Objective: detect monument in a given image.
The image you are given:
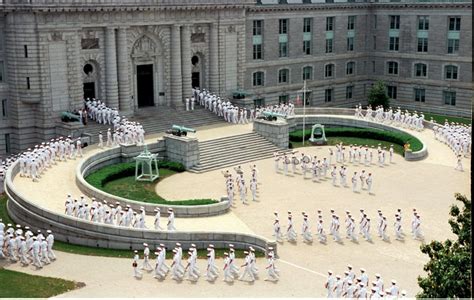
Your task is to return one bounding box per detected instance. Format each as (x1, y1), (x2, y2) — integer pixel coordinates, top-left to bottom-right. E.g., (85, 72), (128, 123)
(134, 145), (160, 182)
(308, 124), (327, 145)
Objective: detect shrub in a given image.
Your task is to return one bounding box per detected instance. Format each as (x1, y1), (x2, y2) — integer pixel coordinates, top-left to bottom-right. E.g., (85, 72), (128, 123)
(368, 80), (390, 109)
(289, 127), (423, 152)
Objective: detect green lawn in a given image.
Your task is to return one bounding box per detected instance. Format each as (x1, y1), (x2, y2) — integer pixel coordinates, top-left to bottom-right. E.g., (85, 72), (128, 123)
(86, 163), (217, 206)
(291, 136), (405, 155)
(0, 268), (79, 298)
(0, 194), (262, 259)
(415, 112), (471, 126)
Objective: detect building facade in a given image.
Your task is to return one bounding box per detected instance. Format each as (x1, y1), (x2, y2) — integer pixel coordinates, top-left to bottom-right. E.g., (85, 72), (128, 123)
(0, 0), (471, 155)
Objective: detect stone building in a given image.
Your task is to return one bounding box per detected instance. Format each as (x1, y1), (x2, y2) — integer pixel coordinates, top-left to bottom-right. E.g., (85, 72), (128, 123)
(0, 0), (471, 155)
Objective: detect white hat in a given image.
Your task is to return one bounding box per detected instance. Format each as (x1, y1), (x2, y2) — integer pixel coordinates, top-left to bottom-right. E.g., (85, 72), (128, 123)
(401, 290), (407, 295)
(176, 243), (181, 246)
(391, 280), (397, 284)
(328, 270), (333, 274)
(360, 268), (366, 272)
(143, 243), (148, 247)
(244, 251), (249, 254)
(229, 244), (234, 248)
(375, 273), (381, 278)
(46, 230), (52, 234)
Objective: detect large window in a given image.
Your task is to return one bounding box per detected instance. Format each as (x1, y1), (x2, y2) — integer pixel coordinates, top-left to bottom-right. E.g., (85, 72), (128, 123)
(302, 66), (313, 81)
(346, 62), (355, 75)
(447, 39), (459, 54)
(389, 15), (400, 29)
(348, 16), (356, 30)
(346, 85), (354, 100)
(278, 69), (289, 84)
(279, 41), (288, 58)
(387, 61), (399, 75)
(253, 20), (263, 36)
(0, 61), (4, 83)
(279, 19), (288, 34)
(303, 18), (312, 33)
(326, 17), (334, 31)
(387, 85), (397, 99)
(389, 37), (399, 51)
(253, 44), (262, 60)
(325, 64), (334, 78)
(448, 17), (461, 31)
(279, 94), (289, 104)
(418, 16), (429, 30)
(414, 63), (427, 77)
(347, 37), (354, 51)
(417, 38), (428, 52)
(303, 40), (311, 55)
(325, 88), (333, 102)
(414, 88), (425, 102)
(445, 65), (458, 80)
(443, 91), (456, 106)
(252, 71), (264, 86)
(325, 39), (333, 53)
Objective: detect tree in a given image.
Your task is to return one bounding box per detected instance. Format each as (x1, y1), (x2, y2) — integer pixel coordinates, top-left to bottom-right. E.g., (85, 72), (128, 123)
(367, 80), (390, 108)
(417, 193), (472, 298)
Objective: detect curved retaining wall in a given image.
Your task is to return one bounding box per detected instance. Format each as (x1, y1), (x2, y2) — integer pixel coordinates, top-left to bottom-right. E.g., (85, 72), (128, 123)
(5, 163), (276, 253)
(76, 142), (231, 218)
(288, 115), (428, 161)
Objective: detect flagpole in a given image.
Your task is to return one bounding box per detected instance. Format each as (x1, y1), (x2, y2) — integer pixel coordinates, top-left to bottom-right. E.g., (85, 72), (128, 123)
(302, 80), (306, 146)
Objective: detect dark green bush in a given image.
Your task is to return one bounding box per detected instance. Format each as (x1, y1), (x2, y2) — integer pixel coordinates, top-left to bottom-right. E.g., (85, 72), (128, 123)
(289, 127), (423, 152)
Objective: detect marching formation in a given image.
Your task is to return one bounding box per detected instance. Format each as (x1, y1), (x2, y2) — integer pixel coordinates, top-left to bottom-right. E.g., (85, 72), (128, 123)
(355, 104), (425, 131)
(132, 243), (279, 283)
(222, 165), (260, 206)
(432, 121), (471, 171)
(0, 220), (57, 268)
(325, 266), (408, 298)
(64, 193), (177, 231)
(272, 208), (423, 244)
(193, 88), (294, 125)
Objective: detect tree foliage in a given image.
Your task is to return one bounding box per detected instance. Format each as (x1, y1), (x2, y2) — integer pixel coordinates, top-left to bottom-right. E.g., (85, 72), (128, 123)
(417, 193), (472, 298)
(367, 80), (390, 109)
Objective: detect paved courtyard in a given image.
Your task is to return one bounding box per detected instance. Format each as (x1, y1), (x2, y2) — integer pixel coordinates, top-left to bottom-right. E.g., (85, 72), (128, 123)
(6, 119), (471, 297)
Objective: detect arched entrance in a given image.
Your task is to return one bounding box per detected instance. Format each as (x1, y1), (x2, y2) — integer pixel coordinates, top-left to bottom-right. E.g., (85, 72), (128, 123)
(131, 35), (165, 108)
(191, 52), (204, 89)
(82, 61), (99, 100)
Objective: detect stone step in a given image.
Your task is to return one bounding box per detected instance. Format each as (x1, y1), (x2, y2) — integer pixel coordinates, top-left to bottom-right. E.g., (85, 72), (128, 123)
(198, 137), (272, 151)
(199, 143), (278, 161)
(190, 153), (276, 173)
(198, 133), (263, 148)
(199, 147), (279, 165)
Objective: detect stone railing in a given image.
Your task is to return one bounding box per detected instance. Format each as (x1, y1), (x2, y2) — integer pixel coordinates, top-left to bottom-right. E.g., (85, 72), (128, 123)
(76, 141), (230, 218)
(5, 161), (276, 253)
(288, 115), (428, 161)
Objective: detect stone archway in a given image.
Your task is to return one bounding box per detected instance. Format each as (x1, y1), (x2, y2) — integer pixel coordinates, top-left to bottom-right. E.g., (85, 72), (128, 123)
(131, 34), (165, 107)
(191, 52), (205, 89)
(82, 60), (100, 100)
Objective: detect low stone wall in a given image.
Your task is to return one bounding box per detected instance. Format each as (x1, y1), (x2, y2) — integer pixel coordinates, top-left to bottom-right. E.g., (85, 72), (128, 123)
(76, 142), (230, 218)
(253, 119), (289, 149)
(5, 162), (276, 254)
(290, 115), (428, 161)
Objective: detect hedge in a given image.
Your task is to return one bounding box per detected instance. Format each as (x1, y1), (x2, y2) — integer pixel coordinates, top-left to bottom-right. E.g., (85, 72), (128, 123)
(289, 127), (423, 152)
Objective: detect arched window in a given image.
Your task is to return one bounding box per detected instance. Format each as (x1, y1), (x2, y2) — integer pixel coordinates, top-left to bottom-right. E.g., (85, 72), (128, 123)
(445, 65), (458, 80)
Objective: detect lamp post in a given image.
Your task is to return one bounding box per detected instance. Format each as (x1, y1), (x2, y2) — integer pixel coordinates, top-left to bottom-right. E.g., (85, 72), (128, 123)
(302, 80), (307, 146)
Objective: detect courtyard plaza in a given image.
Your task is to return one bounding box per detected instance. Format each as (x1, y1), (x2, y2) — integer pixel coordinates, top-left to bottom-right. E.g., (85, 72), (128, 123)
(5, 115), (471, 297)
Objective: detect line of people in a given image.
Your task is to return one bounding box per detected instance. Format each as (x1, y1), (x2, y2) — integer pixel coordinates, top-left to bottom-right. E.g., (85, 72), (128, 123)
(325, 265), (408, 298)
(64, 193), (176, 231)
(132, 243), (279, 282)
(272, 208), (423, 244)
(432, 121), (471, 171)
(0, 220), (56, 268)
(355, 104), (425, 131)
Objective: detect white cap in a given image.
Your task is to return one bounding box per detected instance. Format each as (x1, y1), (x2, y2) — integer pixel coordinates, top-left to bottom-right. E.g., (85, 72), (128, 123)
(143, 243), (148, 247)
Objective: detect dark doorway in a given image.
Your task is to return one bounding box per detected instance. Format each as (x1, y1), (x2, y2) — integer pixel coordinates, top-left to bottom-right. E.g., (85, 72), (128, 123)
(192, 72), (200, 88)
(137, 64), (154, 107)
(83, 82), (95, 99)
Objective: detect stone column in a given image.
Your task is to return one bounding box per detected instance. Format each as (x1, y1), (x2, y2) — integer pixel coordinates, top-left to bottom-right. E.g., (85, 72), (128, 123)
(117, 27), (132, 115)
(208, 23), (219, 93)
(170, 25), (183, 107)
(68, 31), (83, 110)
(105, 27), (119, 109)
(181, 25), (192, 101)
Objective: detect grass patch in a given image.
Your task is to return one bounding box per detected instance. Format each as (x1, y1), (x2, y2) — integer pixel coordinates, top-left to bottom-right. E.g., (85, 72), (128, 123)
(0, 268), (78, 297)
(291, 137), (404, 155)
(0, 194), (262, 259)
(290, 127), (423, 153)
(85, 162), (217, 206)
(412, 111), (471, 126)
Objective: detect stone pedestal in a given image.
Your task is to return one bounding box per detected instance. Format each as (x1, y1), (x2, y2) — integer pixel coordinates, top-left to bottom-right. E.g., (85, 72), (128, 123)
(55, 121), (85, 139)
(253, 119), (289, 149)
(164, 134), (199, 169)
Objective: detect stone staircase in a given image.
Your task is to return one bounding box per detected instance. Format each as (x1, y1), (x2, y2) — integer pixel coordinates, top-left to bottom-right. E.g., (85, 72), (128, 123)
(190, 132), (285, 173)
(83, 106), (225, 143)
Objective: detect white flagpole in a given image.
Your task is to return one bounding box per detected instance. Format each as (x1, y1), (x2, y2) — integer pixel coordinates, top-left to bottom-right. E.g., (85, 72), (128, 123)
(302, 80), (307, 146)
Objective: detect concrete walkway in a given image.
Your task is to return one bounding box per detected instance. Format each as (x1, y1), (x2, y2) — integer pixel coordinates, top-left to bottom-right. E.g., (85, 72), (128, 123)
(6, 116), (471, 297)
